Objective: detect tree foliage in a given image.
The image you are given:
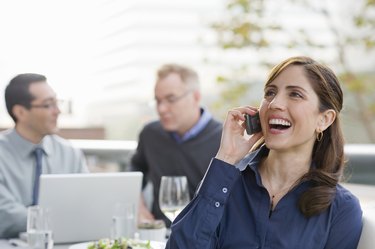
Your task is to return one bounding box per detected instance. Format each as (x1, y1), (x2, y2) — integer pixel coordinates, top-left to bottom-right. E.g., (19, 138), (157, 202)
(209, 0), (375, 142)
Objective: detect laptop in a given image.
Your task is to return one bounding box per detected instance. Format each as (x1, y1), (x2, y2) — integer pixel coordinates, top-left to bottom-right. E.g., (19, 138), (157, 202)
(38, 172), (143, 244)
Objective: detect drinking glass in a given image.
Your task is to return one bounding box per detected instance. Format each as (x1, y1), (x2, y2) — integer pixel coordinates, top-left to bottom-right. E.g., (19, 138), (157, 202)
(27, 206), (53, 249)
(159, 176), (190, 223)
(111, 203), (136, 239)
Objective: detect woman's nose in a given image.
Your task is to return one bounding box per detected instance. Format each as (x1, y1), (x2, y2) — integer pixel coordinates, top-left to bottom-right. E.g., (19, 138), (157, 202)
(268, 95), (286, 110)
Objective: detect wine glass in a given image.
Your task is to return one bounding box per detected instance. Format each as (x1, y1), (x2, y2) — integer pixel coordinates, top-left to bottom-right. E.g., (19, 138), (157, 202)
(159, 176), (190, 223)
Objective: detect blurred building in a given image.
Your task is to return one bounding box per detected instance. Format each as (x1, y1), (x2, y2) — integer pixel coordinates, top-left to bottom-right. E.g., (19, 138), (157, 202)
(81, 0), (225, 139)
(0, 0), (373, 141)
(0, 0), (224, 140)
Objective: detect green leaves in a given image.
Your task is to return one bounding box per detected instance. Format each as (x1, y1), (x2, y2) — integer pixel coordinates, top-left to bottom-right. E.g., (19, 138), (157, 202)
(87, 238), (152, 249)
(208, 0), (375, 142)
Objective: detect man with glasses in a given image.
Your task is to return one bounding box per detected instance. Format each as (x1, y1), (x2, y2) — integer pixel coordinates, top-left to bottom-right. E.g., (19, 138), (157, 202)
(0, 73), (88, 238)
(131, 64), (222, 227)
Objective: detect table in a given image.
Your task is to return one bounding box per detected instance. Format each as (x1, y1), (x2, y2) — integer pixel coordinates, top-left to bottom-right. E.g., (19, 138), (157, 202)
(1, 238), (167, 249)
(1, 227), (167, 249)
(0, 239), (71, 249)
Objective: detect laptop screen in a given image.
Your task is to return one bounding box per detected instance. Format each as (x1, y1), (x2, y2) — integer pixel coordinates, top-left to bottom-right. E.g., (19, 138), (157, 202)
(38, 172), (143, 243)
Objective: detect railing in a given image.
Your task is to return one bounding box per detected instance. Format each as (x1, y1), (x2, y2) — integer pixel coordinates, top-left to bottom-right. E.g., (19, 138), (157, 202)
(344, 144), (375, 185)
(70, 139), (137, 172)
(70, 140), (375, 185)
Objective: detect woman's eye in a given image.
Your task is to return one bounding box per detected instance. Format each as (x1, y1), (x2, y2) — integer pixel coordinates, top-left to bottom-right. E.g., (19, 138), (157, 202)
(264, 89), (276, 97)
(264, 90), (276, 101)
(290, 91), (303, 98)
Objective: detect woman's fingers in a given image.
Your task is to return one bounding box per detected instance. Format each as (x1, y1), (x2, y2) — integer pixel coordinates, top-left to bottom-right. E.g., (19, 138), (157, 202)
(216, 106), (263, 165)
(226, 106), (258, 123)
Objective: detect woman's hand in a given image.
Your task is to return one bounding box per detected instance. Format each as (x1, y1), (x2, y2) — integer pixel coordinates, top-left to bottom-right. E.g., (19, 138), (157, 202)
(215, 106), (263, 165)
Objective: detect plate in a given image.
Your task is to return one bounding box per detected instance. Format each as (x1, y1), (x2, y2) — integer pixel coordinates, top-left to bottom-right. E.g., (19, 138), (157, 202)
(69, 240), (166, 249)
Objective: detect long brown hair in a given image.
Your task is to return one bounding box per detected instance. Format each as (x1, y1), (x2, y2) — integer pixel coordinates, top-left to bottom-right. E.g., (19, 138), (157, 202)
(265, 56), (344, 217)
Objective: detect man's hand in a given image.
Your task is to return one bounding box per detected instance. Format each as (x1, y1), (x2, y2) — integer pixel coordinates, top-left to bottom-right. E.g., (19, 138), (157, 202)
(138, 196), (155, 223)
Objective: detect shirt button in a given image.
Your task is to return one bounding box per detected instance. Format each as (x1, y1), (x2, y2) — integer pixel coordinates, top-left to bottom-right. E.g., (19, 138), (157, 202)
(222, 187), (228, 193)
(215, 202), (220, 208)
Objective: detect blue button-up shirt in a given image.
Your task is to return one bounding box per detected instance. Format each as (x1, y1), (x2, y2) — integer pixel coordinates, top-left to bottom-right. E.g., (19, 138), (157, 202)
(166, 146), (363, 249)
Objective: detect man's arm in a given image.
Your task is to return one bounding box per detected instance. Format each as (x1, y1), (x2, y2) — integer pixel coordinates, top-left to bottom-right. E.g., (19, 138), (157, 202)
(131, 130), (154, 221)
(0, 174), (28, 238)
(76, 148), (89, 173)
(130, 132), (149, 186)
(138, 195), (155, 222)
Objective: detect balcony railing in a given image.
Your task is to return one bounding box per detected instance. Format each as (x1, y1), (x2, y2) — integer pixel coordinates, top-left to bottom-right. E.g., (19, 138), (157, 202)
(70, 140), (375, 185)
(70, 139), (137, 172)
(344, 144), (375, 185)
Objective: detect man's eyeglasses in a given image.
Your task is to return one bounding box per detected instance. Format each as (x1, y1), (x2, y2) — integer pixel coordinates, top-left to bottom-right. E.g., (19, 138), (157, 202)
(155, 90), (193, 106)
(30, 99), (63, 110)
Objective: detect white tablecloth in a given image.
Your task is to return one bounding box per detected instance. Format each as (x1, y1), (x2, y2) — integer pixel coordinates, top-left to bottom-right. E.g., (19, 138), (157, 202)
(0, 239), (71, 249)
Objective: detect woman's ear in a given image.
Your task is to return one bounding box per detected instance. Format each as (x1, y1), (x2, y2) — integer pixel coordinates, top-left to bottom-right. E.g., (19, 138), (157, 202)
(317, 109), (336, 132)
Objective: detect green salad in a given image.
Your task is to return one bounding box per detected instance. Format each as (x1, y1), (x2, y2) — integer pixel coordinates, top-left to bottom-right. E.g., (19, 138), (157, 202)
(87, 238), (152, 249)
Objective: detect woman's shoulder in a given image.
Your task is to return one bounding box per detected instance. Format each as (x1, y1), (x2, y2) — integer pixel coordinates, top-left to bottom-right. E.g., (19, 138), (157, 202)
(332, 184), (362, 212)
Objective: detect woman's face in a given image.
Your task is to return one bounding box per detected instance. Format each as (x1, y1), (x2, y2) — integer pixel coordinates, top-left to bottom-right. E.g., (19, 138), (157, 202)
(259, 65), (323, 153)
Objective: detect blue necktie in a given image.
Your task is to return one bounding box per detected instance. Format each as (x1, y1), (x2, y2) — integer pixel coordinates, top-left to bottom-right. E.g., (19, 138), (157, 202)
(32, 147), (43, 205)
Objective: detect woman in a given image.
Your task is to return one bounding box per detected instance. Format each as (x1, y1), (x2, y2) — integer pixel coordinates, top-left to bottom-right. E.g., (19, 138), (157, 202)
(166, 56), (362, 249)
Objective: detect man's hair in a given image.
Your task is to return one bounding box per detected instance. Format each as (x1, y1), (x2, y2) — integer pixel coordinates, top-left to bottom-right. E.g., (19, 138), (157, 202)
(156, 64), (200, 90)
(5, 73), (47, 122)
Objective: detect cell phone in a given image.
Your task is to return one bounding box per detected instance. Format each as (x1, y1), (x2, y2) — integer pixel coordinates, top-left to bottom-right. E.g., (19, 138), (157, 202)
(245, 112), (262, 135)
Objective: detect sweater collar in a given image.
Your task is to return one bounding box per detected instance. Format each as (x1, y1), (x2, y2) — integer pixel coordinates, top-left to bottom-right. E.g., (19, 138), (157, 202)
(171, 107), (212, 143)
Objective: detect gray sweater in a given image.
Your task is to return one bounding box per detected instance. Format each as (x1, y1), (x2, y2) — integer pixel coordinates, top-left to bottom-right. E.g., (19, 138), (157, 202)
(131, 118), (222, 225)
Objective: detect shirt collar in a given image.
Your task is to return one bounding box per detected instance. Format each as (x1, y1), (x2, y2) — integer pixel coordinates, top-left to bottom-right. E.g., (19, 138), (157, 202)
(235, 145), (315, 188)
(234, 145), (269, 171)
(234, 145), (269, 187)
(9, 128), (50, 157)
(235, 145), (316, 171)
(172, 107), (212, 143)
